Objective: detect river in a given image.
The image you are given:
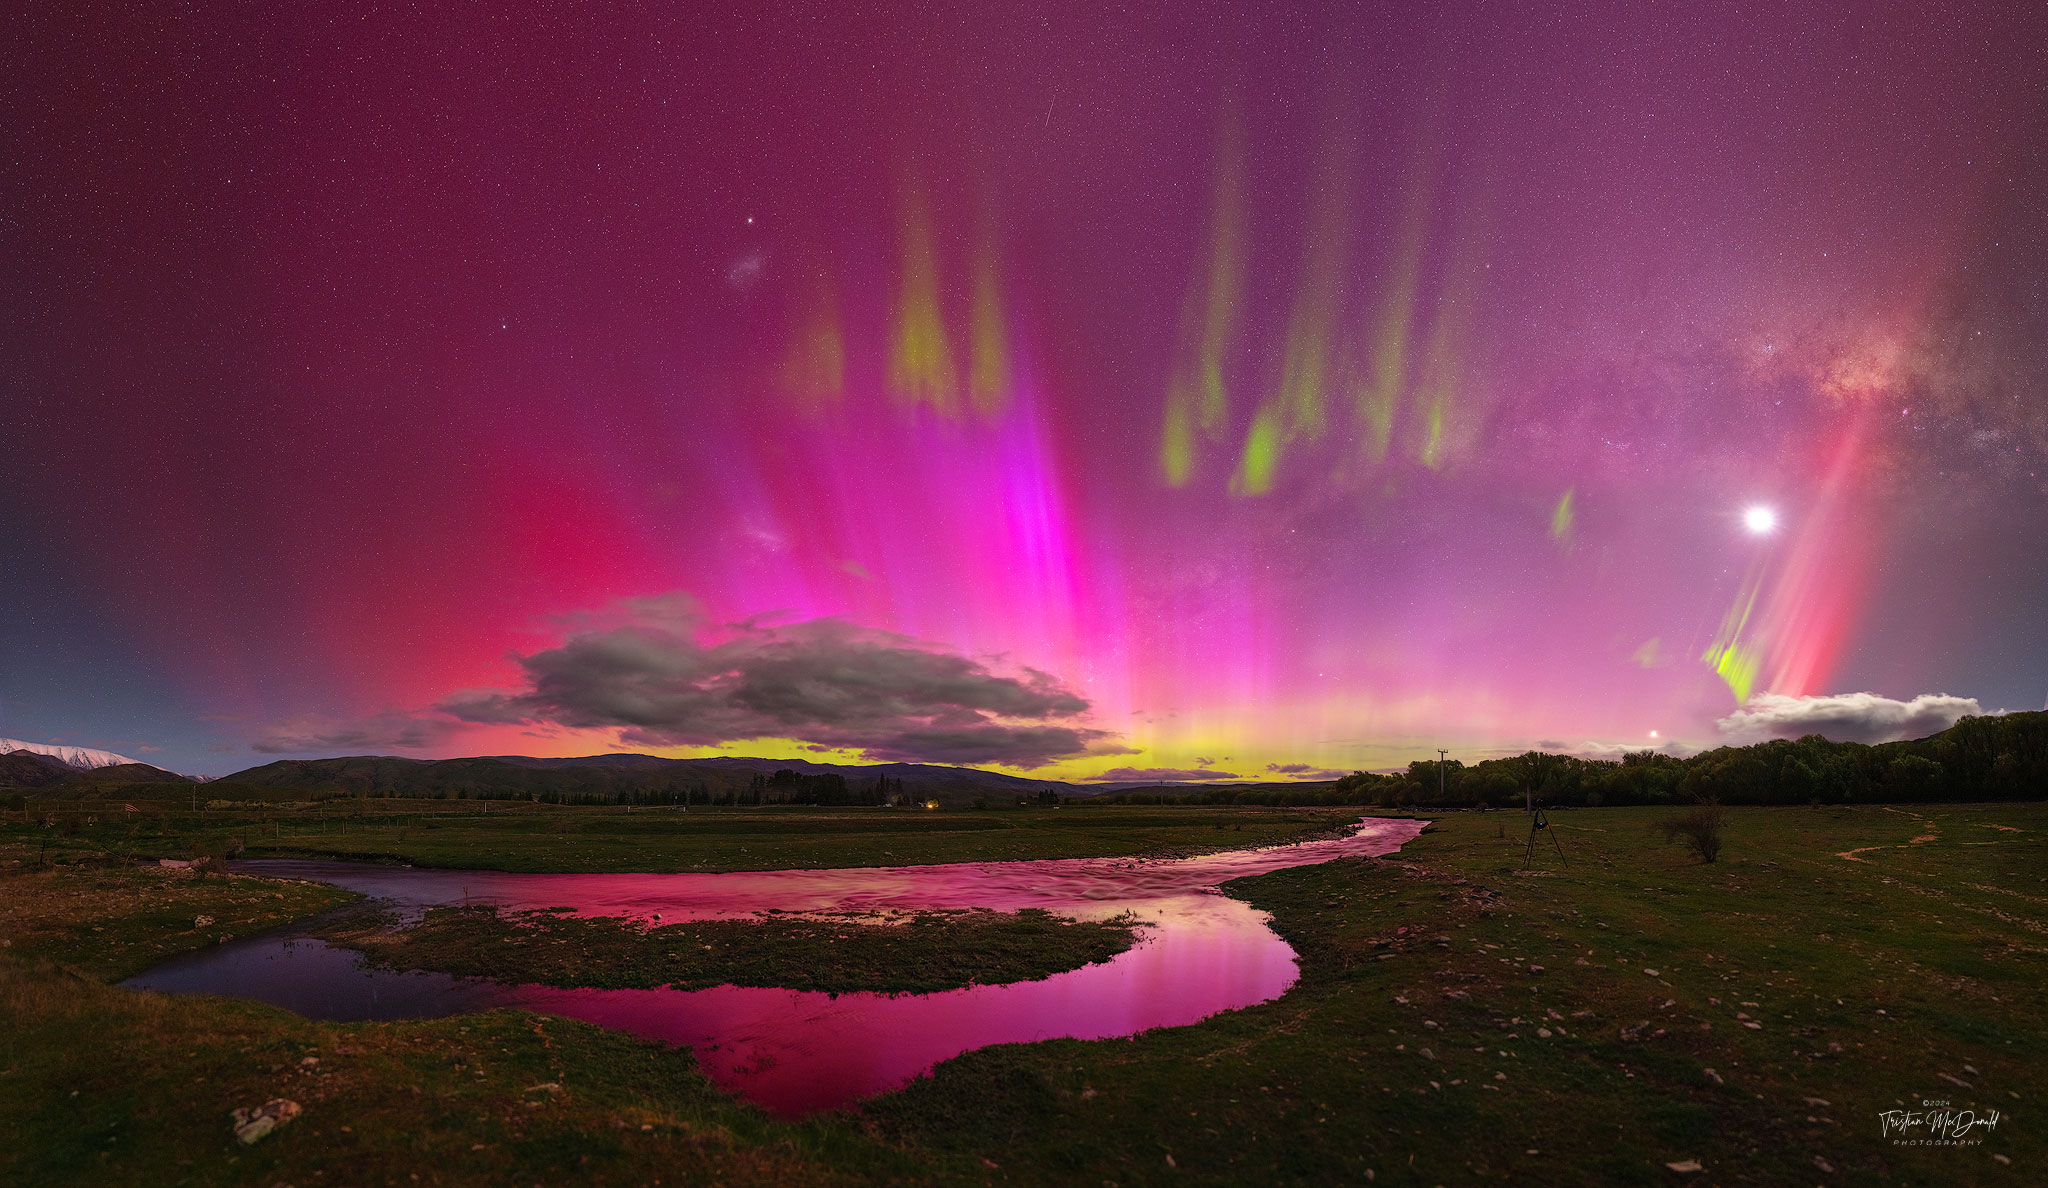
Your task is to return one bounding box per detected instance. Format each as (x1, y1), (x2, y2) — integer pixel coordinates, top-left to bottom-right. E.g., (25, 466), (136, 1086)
(124, 815), (1424, 1115)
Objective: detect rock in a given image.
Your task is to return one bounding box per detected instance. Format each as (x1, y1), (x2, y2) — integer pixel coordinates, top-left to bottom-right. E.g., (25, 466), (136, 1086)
(230, 1098), (301, 1145)
(1666, 1158), (1704, 1173)
(193, 916), (214, 928)
(1643, 968), (1660, 977)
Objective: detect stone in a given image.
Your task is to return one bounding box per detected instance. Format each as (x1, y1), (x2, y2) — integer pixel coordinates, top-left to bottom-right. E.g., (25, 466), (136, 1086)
(230, 1098), (302, 1145)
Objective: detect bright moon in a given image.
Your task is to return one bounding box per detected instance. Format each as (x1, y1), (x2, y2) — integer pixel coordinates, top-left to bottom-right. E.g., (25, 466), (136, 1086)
(1744, 505), (1778, 534)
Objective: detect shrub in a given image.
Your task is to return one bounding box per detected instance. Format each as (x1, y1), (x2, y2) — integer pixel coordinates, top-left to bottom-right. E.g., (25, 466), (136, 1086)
(1660, 804), (1724, 863)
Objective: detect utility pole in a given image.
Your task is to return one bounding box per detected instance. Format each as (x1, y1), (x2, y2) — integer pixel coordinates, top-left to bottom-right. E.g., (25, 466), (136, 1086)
(1438, 749), (1448, 803)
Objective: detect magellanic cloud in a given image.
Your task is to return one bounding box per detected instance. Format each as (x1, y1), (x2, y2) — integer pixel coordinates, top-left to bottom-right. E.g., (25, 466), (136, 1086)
(1715, 692), (1989, 746)
(439, 595), (1121, 768)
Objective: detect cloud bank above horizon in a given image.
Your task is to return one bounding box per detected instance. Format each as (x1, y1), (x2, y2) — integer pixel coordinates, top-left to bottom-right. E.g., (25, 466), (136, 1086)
(1715, 692), (1991, 746)
(429, 595), (1122, 768)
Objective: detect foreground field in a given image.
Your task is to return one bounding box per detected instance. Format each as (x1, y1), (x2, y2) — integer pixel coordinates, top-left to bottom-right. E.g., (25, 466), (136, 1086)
(322, 902), (1139, 995)
(2, 800), (1348, 873)
(2, 802), (2039, 1186)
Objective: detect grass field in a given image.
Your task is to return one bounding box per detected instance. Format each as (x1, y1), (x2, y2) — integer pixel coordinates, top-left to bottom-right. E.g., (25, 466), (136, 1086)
(2, 800), (1348, 873)
(2, 801), (2039, 1186)
(322, 902), (1140, 995)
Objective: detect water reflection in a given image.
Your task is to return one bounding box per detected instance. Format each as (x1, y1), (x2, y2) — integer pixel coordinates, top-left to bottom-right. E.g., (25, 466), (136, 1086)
(125, 816), (1423, 1115)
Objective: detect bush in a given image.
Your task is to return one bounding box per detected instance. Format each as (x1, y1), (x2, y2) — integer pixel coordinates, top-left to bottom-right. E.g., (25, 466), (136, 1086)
(1660, 804), (1724, 863)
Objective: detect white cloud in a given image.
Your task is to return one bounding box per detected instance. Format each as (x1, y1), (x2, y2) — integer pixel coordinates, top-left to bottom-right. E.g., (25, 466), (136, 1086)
(1715, 692), (1988, 745)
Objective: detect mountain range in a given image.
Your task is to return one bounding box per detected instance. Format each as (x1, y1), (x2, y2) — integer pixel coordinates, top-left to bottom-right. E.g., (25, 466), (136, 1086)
(0, 738), (153, 770)
(206, 752), (1078, 803)
(0, 746), (194, 790)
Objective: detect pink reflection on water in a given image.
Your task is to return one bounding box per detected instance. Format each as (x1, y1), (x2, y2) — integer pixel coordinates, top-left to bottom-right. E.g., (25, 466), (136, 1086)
(226, 816), (1424, 1115)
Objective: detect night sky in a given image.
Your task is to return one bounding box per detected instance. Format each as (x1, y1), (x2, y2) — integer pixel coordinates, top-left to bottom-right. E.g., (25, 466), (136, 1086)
(5, 3), (2045, 779)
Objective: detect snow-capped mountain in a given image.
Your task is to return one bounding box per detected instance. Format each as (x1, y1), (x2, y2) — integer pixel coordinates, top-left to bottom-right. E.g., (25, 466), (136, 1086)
(0, 738), (149, 770)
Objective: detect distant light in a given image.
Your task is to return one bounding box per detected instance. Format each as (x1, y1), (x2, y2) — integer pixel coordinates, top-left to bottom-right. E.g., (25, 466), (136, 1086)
(1648, 730), (1659, 738)
(1743, 505), (1778, 535)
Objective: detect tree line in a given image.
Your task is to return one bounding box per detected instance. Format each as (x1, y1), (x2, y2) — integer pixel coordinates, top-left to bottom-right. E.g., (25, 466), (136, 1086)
(1084, 711), (2048, 809)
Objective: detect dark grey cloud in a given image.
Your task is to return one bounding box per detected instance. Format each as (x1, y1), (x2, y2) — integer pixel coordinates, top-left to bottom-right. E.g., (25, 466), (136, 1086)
(1715, 692), (1988, 746)
(1088, 766), (1240, 783)
(1266, 762), (1351, 779)
(441, 595), (1118, 769)
(250, 711), (461, 755)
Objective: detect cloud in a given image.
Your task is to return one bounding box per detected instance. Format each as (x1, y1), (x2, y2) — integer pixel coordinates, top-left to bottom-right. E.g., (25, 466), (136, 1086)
(251, 711), (463, 755)
(441, 595), (1120, 769)
(1574, 739), (1695, 759)
(1266, 762), (1352, 779)
(1088, 766), (1241, 783)
(1715, 692), (1988, 745)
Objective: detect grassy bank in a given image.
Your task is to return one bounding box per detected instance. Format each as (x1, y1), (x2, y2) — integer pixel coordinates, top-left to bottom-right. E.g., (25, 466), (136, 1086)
(4, 802), (2041, 1186)
(875, 802), (2042, 1185)
(2, 801), (1345, 874)
(321, 903), (1139, 994)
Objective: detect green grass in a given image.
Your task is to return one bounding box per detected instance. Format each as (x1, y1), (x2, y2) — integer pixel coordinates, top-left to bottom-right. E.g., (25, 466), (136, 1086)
(320, 903), (1139, 994)
(872, 802), (2044, 1185)
(3, 801), (1347, 873)
(0, 864), (358, 981)
(3, 802), (2041, 1185)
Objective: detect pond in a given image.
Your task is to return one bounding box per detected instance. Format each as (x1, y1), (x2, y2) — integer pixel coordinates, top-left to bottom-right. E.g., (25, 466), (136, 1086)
(124, 815), (1423, 1115)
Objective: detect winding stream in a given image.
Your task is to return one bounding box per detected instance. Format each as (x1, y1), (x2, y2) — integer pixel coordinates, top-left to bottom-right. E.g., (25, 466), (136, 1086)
(124, 815), (1423, 1115)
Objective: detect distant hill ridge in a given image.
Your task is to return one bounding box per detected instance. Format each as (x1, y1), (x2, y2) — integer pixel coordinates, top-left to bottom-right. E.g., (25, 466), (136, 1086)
(0, 747), (194, 790)
(217, 753), (1076, 802)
